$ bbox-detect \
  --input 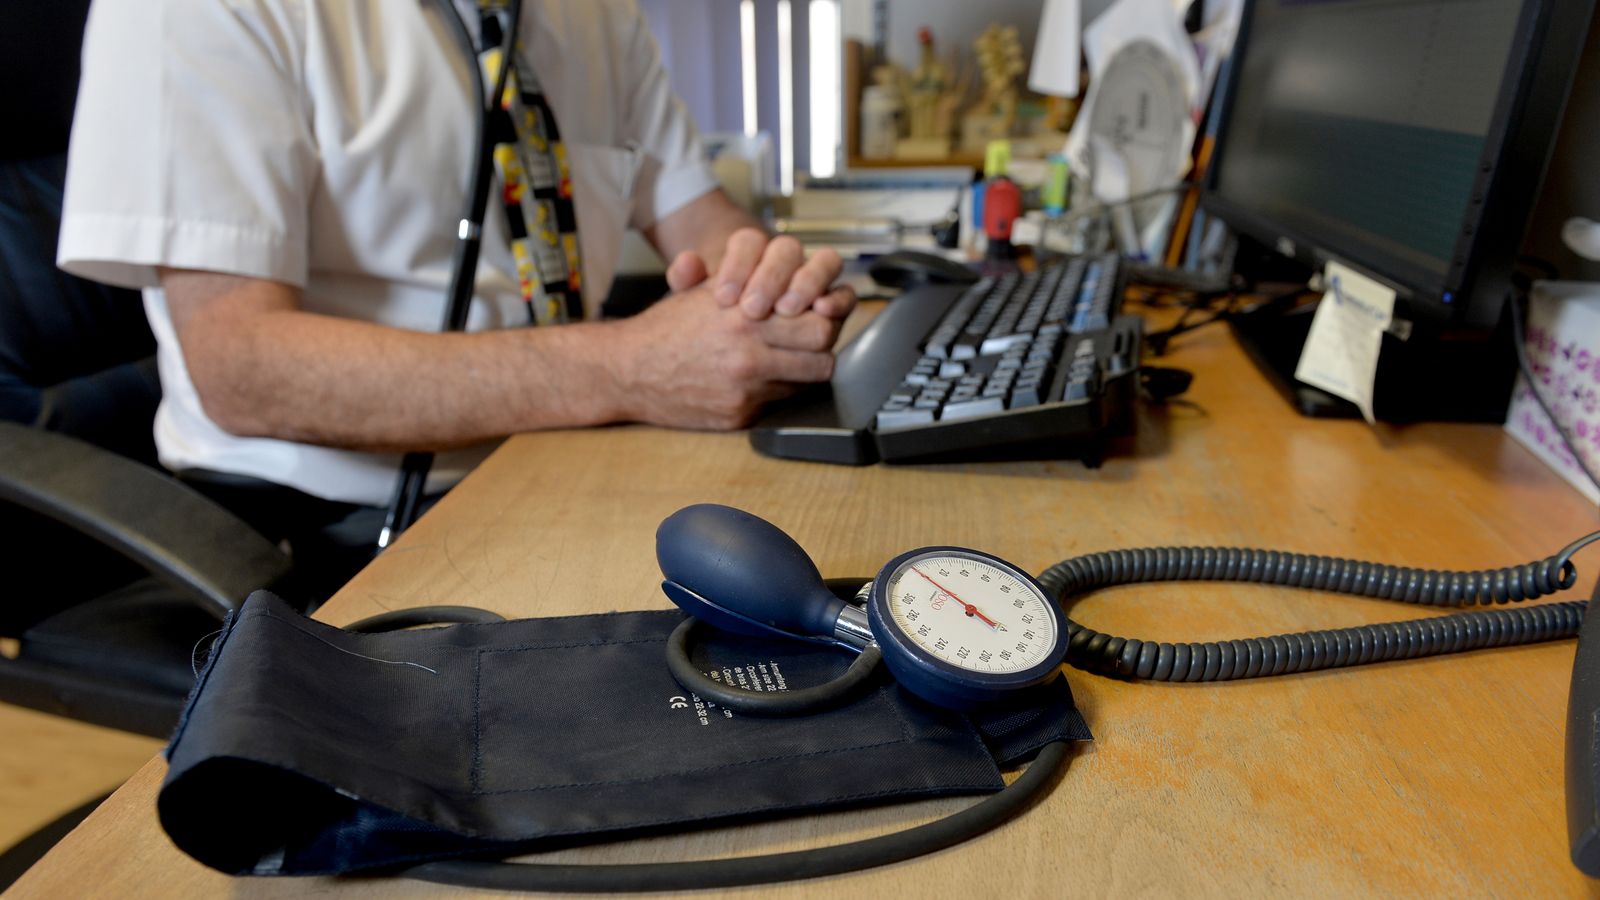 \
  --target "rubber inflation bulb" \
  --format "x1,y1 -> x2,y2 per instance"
656,504 -> 846,640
